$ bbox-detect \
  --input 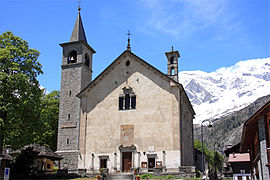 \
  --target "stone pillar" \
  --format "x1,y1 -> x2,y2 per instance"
91,154 -> 94,171
137,152 -> 141,168
258,116 -> 270,179
114,153 -> 117,171
132,152 -> 135,168
163,151 -> 166,168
